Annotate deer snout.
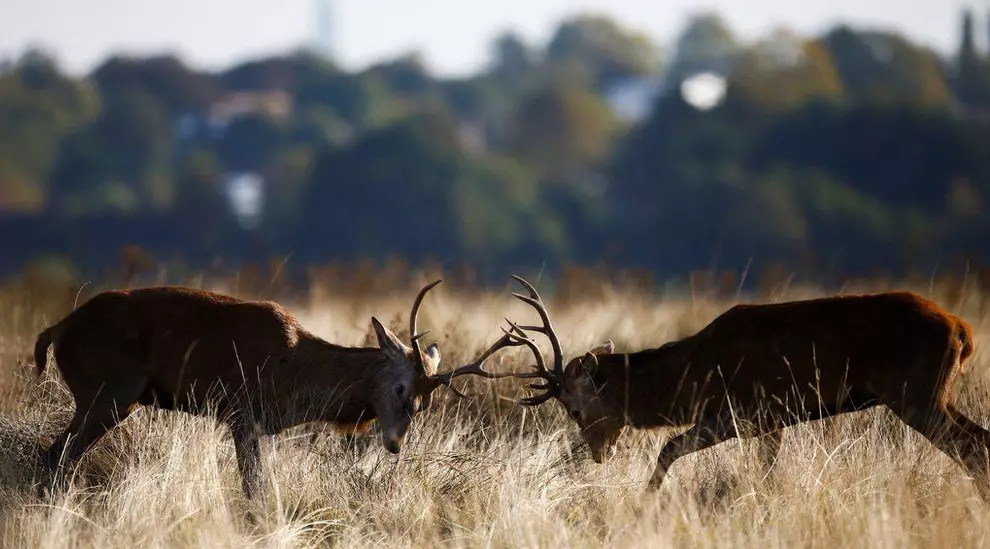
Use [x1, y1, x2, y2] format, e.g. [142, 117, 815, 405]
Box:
[590, 441, 618, 464]
[383, 430, 405, 454]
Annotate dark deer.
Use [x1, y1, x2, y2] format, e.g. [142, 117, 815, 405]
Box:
[498, 276, 989, 499]
[34, 280, 520, 499]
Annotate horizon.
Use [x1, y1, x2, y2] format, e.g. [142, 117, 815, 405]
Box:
[0, 0, 981, 78]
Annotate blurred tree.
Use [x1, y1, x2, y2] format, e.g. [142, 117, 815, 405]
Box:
[546, 15, 660, 91]
[47, 86, 173, 214]
[953, 8, 990, 111]
[365, 53, 437, 98]
[3, 17, 990, 281]
[220, 53, 326, 92]
[729, 31, 844, 112]
[99, 87, 174, 210]
[451, 154, 557, 263]
[491, 32, 536, 80]
[662, 13, 739, 89]
[751, 102, 987, 212]
[507, 84, 617, 181]
[263, 145, 317, 239]
[441, 77, 498, 124]
[216, 114, 285, 172]
[287, 104, 353, 148]
[173, 148, 234, 251]
[297, 107, 464, 261]
[296, 69, 394, 128]
[0, 49, 99, 211]
[822, 27, 951, 108]
[47, 127, 125, 215]
[93, 55, 218, 115]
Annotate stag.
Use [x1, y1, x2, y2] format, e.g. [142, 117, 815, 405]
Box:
[34, 280, 521, 499]
[498, 275, 989, 499]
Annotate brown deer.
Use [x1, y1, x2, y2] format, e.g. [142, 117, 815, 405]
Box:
[497, 275, 990, 499]
[34, 280, 521, 499]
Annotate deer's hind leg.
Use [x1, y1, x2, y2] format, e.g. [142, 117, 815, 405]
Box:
[45, 378, 147, 470]
[44, 349, 148, 476]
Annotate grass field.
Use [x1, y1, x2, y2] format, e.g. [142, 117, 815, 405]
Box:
[1, 273, 989, 548]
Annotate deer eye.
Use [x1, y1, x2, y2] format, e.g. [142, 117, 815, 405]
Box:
[395, 384, 406, 397]
[569, 409, 581, 421]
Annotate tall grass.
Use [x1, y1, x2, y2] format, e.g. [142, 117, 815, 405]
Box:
[0, 271, 989, 548]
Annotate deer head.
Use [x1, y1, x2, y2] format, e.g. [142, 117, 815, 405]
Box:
[370, 279, 525, 454]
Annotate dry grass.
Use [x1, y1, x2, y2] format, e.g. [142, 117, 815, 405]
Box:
[1, 275, 990, 548]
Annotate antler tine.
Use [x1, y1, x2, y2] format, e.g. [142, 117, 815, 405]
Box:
[517, 391, 557, 407]
[501, 321, 562, 405]
[436, 330, 525, 383]
[409, 279, 442, 372]
[510, 275, 565, 378]
[502, 321, 551, 376]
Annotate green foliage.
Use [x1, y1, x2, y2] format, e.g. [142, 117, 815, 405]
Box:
[2, 13, 990, 282]
[822, 27, 951, 108]
[507, 84, 618, 180]
[491, 32, 535, 80]
[217, 114, 285, 172]
[546, 15, 661, 91]
[0, 50, 98, 211]
[729, 34, 845, 111]
[93, 55, 218, 114]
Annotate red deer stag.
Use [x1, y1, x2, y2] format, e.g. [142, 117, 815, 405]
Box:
[34, 281, 521, 499]
[498, 275, 989, 499]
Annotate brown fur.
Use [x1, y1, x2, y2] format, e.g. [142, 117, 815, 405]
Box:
[508, 284, 990, 500]
[35, 285, 458, 500]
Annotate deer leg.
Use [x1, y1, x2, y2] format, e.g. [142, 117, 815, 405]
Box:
[939, 404, 990, 501]
[42, 380, 143, 492]
[230, 421, 265, 501]
[45, 379, 145, 468]
[648, 413, 738, 490]
[892, 403, 990, 501]
[43, 411, 87, 471]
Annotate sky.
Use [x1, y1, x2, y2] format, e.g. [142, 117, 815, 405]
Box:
[0, 0, 981, 77]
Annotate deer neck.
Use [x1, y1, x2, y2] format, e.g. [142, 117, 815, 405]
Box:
[274, 331, 389, 429]
[597, 340, 697, 429]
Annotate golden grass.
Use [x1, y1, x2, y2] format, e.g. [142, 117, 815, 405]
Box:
[0, 275, 989, 548]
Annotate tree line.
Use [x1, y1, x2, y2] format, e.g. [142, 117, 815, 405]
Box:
[2, 10, 990, 287]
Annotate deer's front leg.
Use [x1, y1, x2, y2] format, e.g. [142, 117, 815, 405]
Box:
[648, 413, 738, 490]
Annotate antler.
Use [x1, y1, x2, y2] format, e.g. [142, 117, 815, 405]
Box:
[509, 275, 565, 378]
[413, 275, 568, 406]
[502, 275, 567, 406]
[427, 324, 529, 397]
[409, 279, 442, 375]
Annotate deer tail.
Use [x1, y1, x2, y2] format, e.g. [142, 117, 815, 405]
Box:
[34, 324, 58, 376]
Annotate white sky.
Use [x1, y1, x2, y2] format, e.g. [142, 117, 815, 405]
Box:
[0, 0, 981, 76]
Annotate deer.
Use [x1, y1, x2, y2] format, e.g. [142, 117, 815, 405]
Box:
[33, 280, 523, 500]
[494, 275, 990, 500]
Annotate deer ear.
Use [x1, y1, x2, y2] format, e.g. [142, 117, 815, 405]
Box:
[422, 343, 441, 376]
[372, 316, 409, 361]
[579, 352, 600, 377]
[590, 339, 615, 356]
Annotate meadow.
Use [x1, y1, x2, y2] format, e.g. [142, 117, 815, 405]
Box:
[0, 265, 989, 548]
